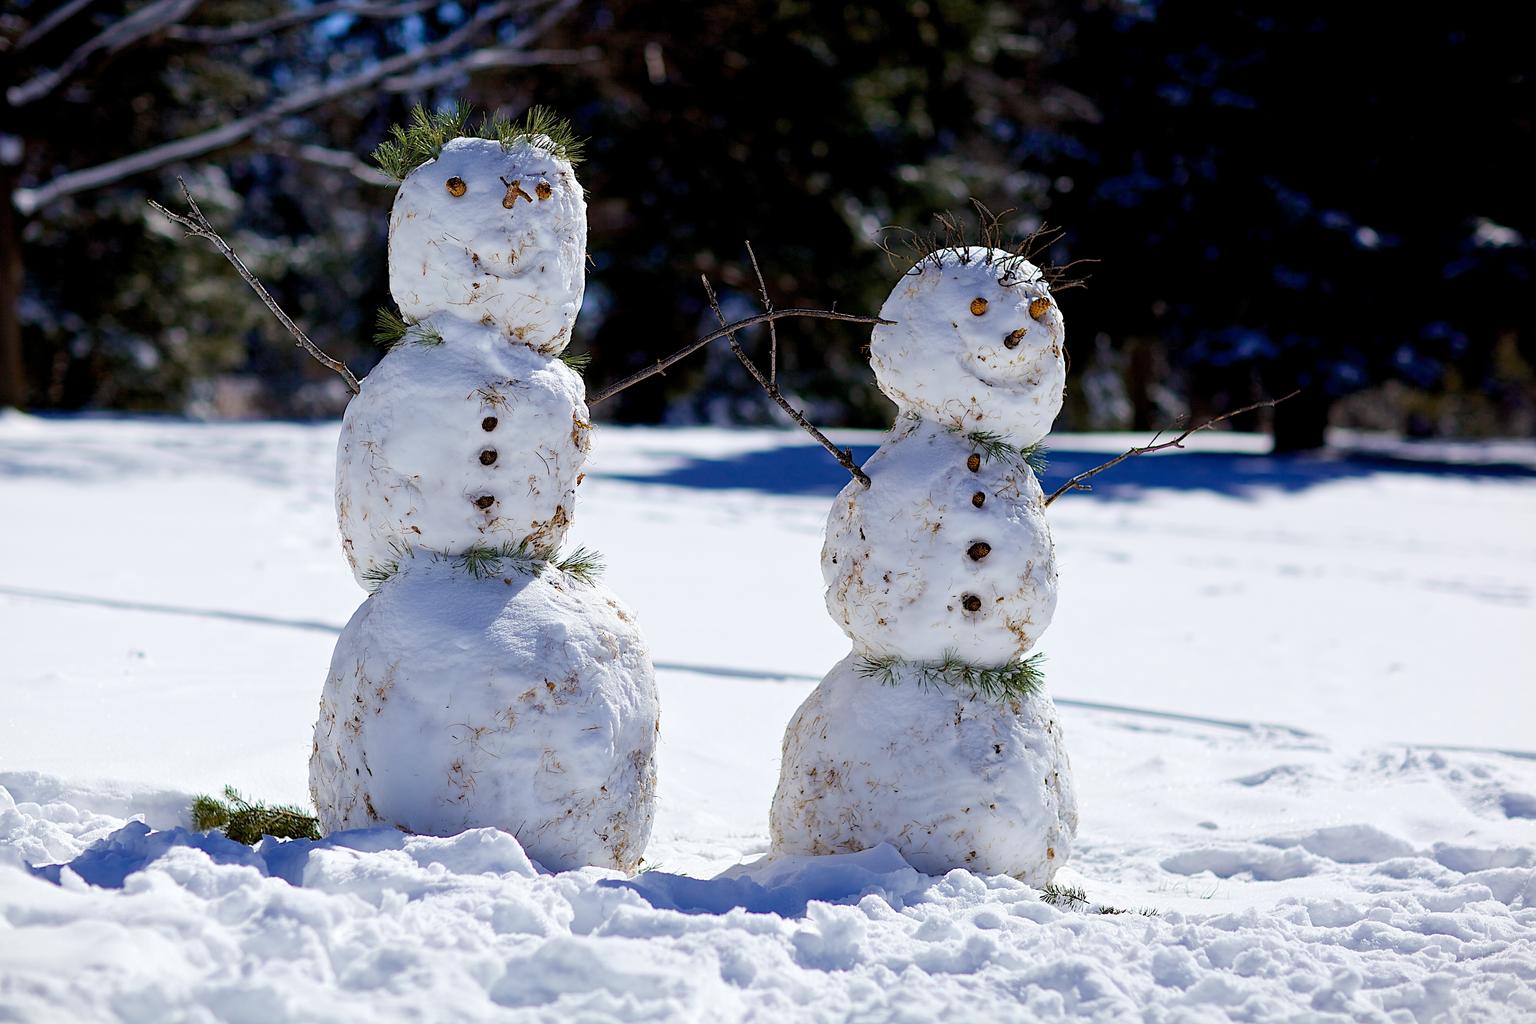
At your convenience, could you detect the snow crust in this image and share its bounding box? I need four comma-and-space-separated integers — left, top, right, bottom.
335, 324, 589, 589
870, 247, 1065, 442
388, 137, 586, 353
4, 418, 1536, 1021
310, 559, 657, 873
770, 654, 1076, 883
822, 418, 1057, 663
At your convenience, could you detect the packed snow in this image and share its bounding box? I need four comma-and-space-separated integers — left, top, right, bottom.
388, 136, 586, 353
3, 413, 1535, 1021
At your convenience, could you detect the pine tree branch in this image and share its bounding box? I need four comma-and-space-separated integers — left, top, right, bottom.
1041, 390, 1302, 508
12, 0, 531, 213
586, 306, 890, 407
148, 178, 360, 395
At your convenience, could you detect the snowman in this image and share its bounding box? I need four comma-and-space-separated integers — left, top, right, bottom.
310, 124, 659, 873
769, 246, 1077, 884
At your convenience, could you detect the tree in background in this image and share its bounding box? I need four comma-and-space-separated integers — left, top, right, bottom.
4, 1, 1532, 446
0, 0, 590, 411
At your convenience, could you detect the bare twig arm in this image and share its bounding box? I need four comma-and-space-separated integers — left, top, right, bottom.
1041, 390, 1302, 508
148, 179, 361, 395
586, 307, 889, 406
702, 273, 872, 488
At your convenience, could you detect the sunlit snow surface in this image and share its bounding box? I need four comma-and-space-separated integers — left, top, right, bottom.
2, 413, 1534, 1021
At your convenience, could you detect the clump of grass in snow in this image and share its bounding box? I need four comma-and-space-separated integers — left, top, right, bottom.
190, 786, 320, 844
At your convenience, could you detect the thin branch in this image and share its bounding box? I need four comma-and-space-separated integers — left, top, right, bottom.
148, 178, 360, 395
268, 142, 394, 187
587, 307, 890, 406
382, 45, 601, 93
8, 0, 203, 107
1041, 390, 1302, 507
13, 0, 100, 52
702, 271, 871, 488
165, 1, 435, 44
13, 0, 532, 213
744, 241, 777, 386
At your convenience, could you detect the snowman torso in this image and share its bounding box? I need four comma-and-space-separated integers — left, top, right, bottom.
772, 247, 1078, 884
312, 133, 658, 872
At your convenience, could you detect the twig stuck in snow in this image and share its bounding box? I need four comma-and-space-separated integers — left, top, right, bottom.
1041, 390, 1302, 508
148, 178, 361, 395
700, 243, 872, 488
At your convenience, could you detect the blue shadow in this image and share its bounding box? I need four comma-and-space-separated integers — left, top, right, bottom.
598, 439, 1536, 501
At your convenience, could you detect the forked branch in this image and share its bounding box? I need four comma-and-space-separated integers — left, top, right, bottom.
1041, 390, 1302, 507
148, 178, 361, 395
586, 302, 887, 406
702, 261, 871, 487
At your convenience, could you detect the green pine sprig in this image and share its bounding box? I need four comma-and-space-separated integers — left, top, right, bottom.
1040, 881, 1159, 917
479, 104, 586, 166
964, 429, 1048, 476
373, 307, 443, 349
454, 540, 544, 581
190, 786, 321, 845
373, 102, 585, 181
854, 650, 1046, 703
553, 546, 604, 585
557, 350, 592, 373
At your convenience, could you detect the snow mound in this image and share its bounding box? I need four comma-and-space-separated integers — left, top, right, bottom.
771, 654, 1076, 884
311, 560, 658, 872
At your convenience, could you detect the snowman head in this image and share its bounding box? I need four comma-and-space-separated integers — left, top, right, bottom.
387, 136, 587, 354
869, 246, 1066, 444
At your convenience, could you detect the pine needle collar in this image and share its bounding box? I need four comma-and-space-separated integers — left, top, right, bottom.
372, 102, 586, 182
855, 650, 1046, 703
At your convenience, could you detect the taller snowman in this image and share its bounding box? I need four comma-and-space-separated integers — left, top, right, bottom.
770, 246, 1077, 884
310, 113, 659, 873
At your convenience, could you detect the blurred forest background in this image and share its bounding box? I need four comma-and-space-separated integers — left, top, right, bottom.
2, 0, 1531, 449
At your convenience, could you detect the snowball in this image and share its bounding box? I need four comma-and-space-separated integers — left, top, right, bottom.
310, 559, 658, 873
871, 247, 1065, 443
388, 137, 586, 354
823, 420, 1057, 665
336, 320, 590, 591
770, 653, 1077, 884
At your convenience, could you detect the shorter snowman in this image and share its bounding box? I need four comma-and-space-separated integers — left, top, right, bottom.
770, 247, 1077, 884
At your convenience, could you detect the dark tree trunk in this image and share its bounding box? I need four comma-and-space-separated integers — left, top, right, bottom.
0, 174, 23, 409
1271, 388, 1332, 452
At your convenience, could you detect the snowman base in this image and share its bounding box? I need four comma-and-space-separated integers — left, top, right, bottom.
769, 652, 1077, 884
310, 560, 658, 873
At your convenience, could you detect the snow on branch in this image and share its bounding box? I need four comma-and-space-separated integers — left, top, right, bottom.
12, 0, 571, 214
1041, 390, 1302, 507
148, 178, 361, 395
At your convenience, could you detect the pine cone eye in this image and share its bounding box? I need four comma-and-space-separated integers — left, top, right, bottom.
1029, 297, 1051, 320
970, 297, 989, 316
445, 176, 467, 197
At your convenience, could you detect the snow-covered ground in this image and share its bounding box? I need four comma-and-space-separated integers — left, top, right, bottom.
2, 412, 1533, 1021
